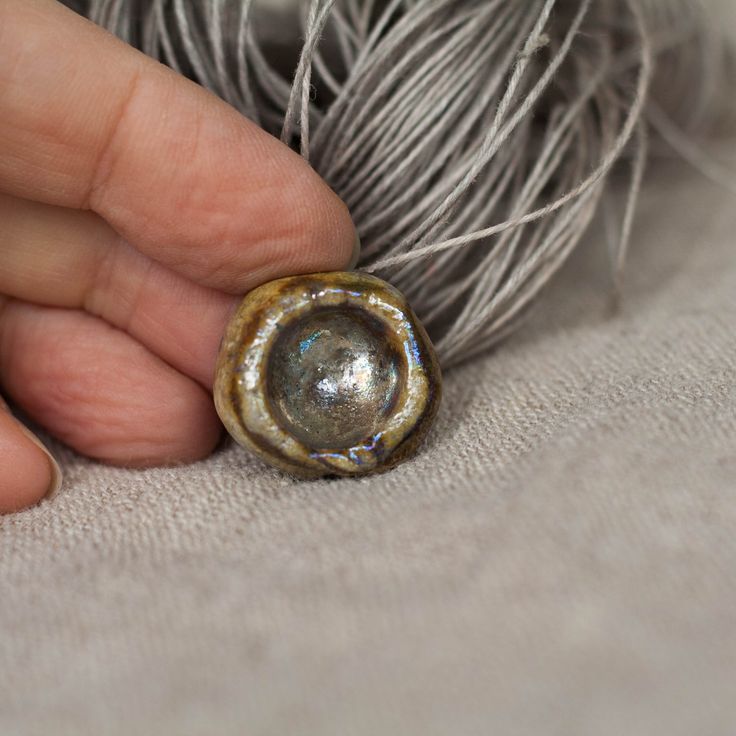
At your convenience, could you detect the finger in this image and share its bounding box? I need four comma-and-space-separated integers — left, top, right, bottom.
0, 0, 357, 292
0, 193, 235, 387
0, 393, 61, 514
0, 301, 222, 466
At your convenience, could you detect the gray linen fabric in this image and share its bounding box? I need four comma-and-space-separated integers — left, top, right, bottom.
1, 161, 735, 735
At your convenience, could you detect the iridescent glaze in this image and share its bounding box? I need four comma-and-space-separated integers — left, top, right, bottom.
214, 272, 441, 477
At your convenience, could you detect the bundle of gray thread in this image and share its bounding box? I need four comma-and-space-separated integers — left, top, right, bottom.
65, 0, 735, 366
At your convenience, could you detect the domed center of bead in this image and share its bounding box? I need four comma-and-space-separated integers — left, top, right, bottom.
266, 308, 403, 450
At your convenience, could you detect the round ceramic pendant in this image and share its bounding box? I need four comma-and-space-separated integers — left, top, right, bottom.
214, 271, 441, 477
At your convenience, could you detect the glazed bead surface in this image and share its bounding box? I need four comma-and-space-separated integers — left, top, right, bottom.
214, 271, 441, 477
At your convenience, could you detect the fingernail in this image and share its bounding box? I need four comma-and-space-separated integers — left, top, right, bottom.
7, 413, 63, 498
19, 425, 63, 497
348, 232, 362, 270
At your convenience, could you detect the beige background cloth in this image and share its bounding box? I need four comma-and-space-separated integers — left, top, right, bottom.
1, 160, 735, 734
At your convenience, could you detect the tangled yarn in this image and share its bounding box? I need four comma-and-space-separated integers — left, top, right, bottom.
66, 0, 734, 365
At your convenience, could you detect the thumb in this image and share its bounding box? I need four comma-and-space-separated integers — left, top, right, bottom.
0, 392, 62, 514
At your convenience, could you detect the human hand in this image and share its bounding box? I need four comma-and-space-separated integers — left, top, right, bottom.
0, 0, 357, 512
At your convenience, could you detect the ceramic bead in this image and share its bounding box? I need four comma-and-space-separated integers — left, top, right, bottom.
214, 271, 441, 477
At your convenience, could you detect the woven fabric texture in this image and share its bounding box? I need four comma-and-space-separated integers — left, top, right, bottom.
1, 162, 735, 735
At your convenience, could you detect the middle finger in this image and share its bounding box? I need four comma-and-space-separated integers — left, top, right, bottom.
0, 193, 237, 388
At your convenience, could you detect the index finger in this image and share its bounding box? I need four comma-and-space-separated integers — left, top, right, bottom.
0, 0, 356, 291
